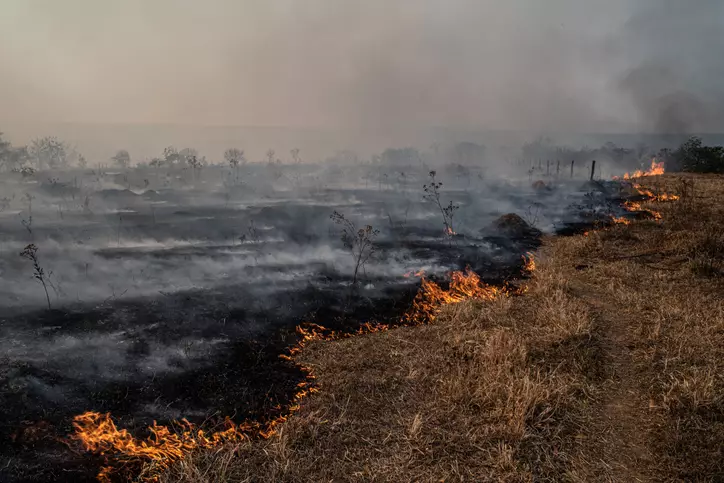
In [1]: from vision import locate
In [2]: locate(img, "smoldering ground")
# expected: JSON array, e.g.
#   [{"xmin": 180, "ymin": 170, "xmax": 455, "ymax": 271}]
[{"xmin": 0, "ymin": 154, "xmax": 636, "ymax": 481}]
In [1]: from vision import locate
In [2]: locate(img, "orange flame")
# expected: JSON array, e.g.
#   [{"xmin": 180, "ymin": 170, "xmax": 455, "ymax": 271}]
[
  {"xmin": 612, "ymin": 216, "xmax": 631, "ymax": 225},
  {"xmin": 624, "ymin": 201, "xmax": 642, "ymax": 212},
  {"xmin": 523, "ymin": 252, "xmax": 536, "ymax": 273},
  {"xmin": 70, "ymin": 266, "xmax": 516, "ymax": 481},
  {"xmin": 71, "ymin": 412, "xmax": 255, "ymax": 482},
  {"xmin": 614, "ymin": 158, "xmax": 665, "ymax": 180},
  {"xmin": 403, "ymin": 267, "xmax": 507, "ymax": 325}
]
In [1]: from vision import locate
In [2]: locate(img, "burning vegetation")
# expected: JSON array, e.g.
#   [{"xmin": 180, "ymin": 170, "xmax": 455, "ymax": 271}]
[
  {"xmin": 149, "ymin": 173, "xmax": 724, "ymax": 483},
  {"xmin": 4, "ymin": 127, "xmax": 719, "ymax": 483},
  {"xmin": 69, "ymin": 261, "xmax": 530, "ymax": 482}
]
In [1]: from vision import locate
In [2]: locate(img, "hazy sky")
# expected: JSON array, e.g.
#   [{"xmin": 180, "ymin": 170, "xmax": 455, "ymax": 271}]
[{"xmin": 1, "ymin": 0, "xmax": 722, "ymax": 133}]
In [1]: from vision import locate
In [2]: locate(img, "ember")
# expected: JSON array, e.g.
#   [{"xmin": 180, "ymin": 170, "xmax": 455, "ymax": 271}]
[{"xmin": 612, "ymin": 216, "xmax": 631, "ymax": 225}]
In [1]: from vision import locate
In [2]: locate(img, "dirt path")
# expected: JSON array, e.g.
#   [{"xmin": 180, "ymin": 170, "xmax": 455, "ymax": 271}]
[{"xmin": 573, "ymin": 290, "xmax": 659, "ymax": 482}]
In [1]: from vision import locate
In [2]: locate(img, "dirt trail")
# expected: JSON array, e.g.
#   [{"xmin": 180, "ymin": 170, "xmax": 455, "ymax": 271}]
[{"xmin": 572, "ymin": 289, "xmax": 659, "ymax": 482}]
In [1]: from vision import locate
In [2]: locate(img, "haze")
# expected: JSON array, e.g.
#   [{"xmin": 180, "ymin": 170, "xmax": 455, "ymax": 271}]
[{"xmin": 1, "ymin": 1, "xmax": 723, "ymax": 151}]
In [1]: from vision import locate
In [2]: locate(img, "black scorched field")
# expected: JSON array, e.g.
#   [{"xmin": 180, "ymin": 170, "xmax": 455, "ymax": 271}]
[{"xmin": 0, "ymin": 160, "xmax": 639, "ymax": 481}]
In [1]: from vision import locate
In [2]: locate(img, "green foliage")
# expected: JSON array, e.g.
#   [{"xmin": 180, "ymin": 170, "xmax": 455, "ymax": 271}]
[{"xmin": 672, "ymin": 136, "xmax": 724, "ymax": 174}]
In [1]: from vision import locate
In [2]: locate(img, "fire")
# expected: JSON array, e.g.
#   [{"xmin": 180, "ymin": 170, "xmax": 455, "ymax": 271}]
[
  {"xmin": 445, "ymin": 226, "xmax": 456, "ymax": 236},
  {"xmin": 523, "ymin": 252, "xmax": 536, "ymax": 273},
  {"xmin": 655, "ymin": 192, "xmax": 680, "ymax": 201},
  {"xmin": 614, "ymin": 158, "xmax": 665, "ymax": 180},
  {"xmin": 71, "ymin": 412, "xmax": 255, "ymax": 482},
  {"xmin": 70, "ymin": 265, "xmax": 518, "ymax": 481},
  {"xmin": 612, "ymin": 216, "xmax": 631, "ymax": 225},
  {"xmin": 403, "ymin": 267, "xmax": 507, "ymax": 325},
  {"xmin": 624, "ymin": 201, "xmax": 642, "ymax": 212}
]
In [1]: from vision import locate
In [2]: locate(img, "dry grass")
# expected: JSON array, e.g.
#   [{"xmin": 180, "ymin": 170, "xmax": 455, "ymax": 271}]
[{"xmin": 160, "ymin": 173, "xmax": 724, "ymax": 483}]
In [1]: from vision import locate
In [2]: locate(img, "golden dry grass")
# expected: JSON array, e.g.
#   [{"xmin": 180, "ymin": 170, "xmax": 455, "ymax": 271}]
[{"xmin": 160, "ymin": 173, "xmax": 724, "ymax": 483}]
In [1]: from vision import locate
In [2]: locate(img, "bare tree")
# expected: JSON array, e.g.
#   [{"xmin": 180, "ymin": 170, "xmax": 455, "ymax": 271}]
[
  {"xmin": 423, "ymin": 170, "xmax": 459, "ymax": 241},
  {"xmin": 179, "ymin": 148, "xmax": 198, "ymax": 164},
  {"xmin": 29, "ymin": 136, "xmax": 68, "ymax": 169},
  {"xmin": 0, "ymin": 133, "xmax": 29, "ymax": 172},
  {"xmin": 330, "ymin": 211, "xmax": 379, "ymax": 286},
  {"xmin": 163, "ymin": 146, "xmax": 179, "ymax": 165},
  {"xmin": 290, "ymin": 148, "xmax": 301, "ymax": 164},
  {"xmin": 187, "ymin": 155, "xmax": 204, "ymax": 182},
  {"xmin": 20, "ymin": 244, "xmax": 51, "ymax": 310},
  {"xmin": 266, "ymin": 149, "xmax": 275, "ymax": 164},
  {"xmin": 224, "ymin": 148, "xmax": 246, "ymax": 183}
]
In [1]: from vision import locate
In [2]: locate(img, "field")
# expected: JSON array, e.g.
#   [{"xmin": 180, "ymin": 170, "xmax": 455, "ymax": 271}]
[
  {"xmin": 0, "ymin": 161, "xmax": 636, "ymax": 481},
  {"xmin": 155, "ymin": 173, "xmax": 724, "ymax": 482}
]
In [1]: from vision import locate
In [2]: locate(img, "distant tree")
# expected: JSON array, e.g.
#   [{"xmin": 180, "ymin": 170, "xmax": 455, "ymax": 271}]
[
  {"xmin": 77, "ymin": 154, "xmax": 87, "ymax": 169},
  {"xmin": 224, "ymin": 148, "xmax": 246, "ymax": 183},
  {"xmin": 29, "ymin": 136, "xmax": 68, "ymax": 169},
  {"xmin": 671, "ymin": 136, "xmax": 724, "ymax": 173},
  {"xmin": 187, "ymin": 155, "xmax": 204, "ymax": 181},
  {"xmin": 111, "ymin": 149, "xmax": 131, "ymax": 169},
  {"xmin": 0, "ymin": 133, "xmax": 29, "ymax": 172},
  {"xmin": 266, "ymin": 149, "xmax": 276, "ymax": 164},
  {"xmin": 163, "ymin": 146, "xmax": 179, "ymax": 165},
  {"xmin": 0, "ymin": 133, "xmax": 11, "ymax": 169},
  {"xmin": 290, "ymin": 148, "xmax": 301, "ymax": 164},
  {"xmin": 224, "ymin": 148, "xmax": 245, "ymax": 167},
  {"xmin": 178, "ymin": 148, "xmax": 198, "ymax": 165}
]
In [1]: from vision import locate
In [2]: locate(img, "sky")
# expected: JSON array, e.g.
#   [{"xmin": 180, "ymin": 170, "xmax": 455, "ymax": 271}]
[{"xmin": 1, "ymin": 0, "xmax": 723, "ymax": 134}]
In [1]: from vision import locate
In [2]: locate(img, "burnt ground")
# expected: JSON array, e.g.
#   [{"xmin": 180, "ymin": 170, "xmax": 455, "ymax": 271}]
[
  {"xmin": 155, "ymin": 173, "xmax": 724, "ymax": 483},
  {"xmin": 0, "ymin": 174, "xmax": 639, "ymax": 482}
]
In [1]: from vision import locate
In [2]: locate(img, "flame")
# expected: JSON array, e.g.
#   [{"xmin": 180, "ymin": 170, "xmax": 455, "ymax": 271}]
[
  {"xmin": 71, "ymin": 412, "xmax": 255, "ymax": 482},
  {"xmin": 70, "ymin": 266, "xmax": 517, "ymax": 481},
  {"xmin": 523, "ymin": 252, "xmax": 536, "ymax": 273},
  {"xmin": 655, "ymin": 192, "xmax": 680, "ymax": 201},
  {"xmin": 612, "ymin": 216, "xmax": 631, "ymax": 225},
  {"xmin": 403, "ymin": 267, "xmax": 507, "ymax": 325},
  {"xmin": 624, "ymin": 201, "xmax": 642, "ymax": 212},
  {"xmin": 445, "ymin": 226, "xmax": 456, "ymax": 236},
  {"xmin": 614, "ymin": 158, "xmax": 665, "ymax": 180}
]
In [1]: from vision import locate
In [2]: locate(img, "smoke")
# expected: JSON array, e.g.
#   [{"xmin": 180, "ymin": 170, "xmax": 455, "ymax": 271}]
[
  {"xmin": 617, "ymin": 0, "xmax": 724, "ymax": 133},
  {"xmin": 0, "ymin": 0, "xmax": 720, "ymax": 139}
]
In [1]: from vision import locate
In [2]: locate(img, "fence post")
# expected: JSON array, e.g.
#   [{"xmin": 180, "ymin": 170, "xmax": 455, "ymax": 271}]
[{"xmin": 590, "ymin": 160, "xmax": 596, "ymax": 181}]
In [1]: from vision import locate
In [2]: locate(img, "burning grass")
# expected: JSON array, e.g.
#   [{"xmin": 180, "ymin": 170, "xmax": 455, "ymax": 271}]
[
  {"xmin": 154, "ymin": 240, "xmax": 599, "ymax": 482},
  {"xmin": 73, "ymin": 173, "xmax": 724, "ymax": 482},
  {"xmin": 68, "ymin": 263, "xmax": 532, "ymax": 481}
]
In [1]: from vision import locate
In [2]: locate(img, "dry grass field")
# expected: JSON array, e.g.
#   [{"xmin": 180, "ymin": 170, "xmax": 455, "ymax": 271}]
[{"xmin": 160, "ymin": 173, "xmax": 724, "ymax": 482}]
